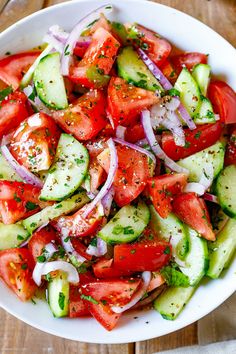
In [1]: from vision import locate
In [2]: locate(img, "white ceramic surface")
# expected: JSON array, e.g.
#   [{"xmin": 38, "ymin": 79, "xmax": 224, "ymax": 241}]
[{"xmin": 0, "ymin": 0, "xmax": 235, "ymax": 344}]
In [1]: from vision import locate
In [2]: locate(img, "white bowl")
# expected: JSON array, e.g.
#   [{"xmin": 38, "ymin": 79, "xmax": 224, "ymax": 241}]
[{"xmin": 0, "ymin": 0, "xmax": 235, "ymax": 344}]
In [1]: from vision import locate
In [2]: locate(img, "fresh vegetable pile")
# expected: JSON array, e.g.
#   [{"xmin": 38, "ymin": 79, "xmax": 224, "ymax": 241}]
[{"xmin": 0, "ymin": 4, "xmax": 236, "ymax": 331}]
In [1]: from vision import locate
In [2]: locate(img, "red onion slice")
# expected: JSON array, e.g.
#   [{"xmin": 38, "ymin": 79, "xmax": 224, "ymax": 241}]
[
  {"xmin": 23, "ymin": 85, "xmax": 52, "ymax": 115},
  {"xmin": 203, "ymin": 193, "xmax": 219, "ymax": 204},
  {"xmin": 141, "ymin": 110, "xmax": 189, "ymax": 174},
  {"xmin": 102, "ymin": 186, "xmax": 115, "ymax": 217},
  {"xmin": 82, "ymin": 138, "xmax": 118, "ymax": 218},
  {"xmin": 113, "ymin": 137, "xmax": 156, "ymax": 169},
  {"xmin": 116, "ymin": 126, "xmax": 127, "ymax": 140},
  {"xmin": 1, "ymin": 145, "xmax": 43, "ymax": 187},
  {"xmin": 138, "ymin": 48, "xmax": 196, "ymax": 130},
  {"xmin": 47, "ymin": 24, "xmax": 92, "ymax": 47},
  {"xmin": 106, "ymin": 109, "xmax": 115, "ymax": 130},
  {"xmin": 32, "ymin": 242, "xmax": 57, "ymax": 286},
  {"xmin": 132, "ymin": 285, "xmax": 165, "ymax": 310},
  {"xmin": 61, "ymin": 4, "xmax": 113, "ymax": 76},
  {"xmin": 86, "ymin": 237, "xmax": 107, "ymax": 257},
  {"xmin": 162, "ymin": 113, "xmax": 185, "ymax": 147},
  {"xmin": 111, "ymin": 271, "xmax": 151, "ymax": 313},
  {"xmin": 40, "ymin": 261, "xmax": 79, "ymax": 284},
  {"xmin": 184, "ymin": 163, "xmax": 214, "ymax": 196}
]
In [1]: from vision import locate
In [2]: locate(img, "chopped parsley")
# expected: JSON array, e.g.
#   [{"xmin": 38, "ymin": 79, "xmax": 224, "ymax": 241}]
[
  {"xmin": 167, "ymin": 88, "xmax": 180, "ymax": 97},
  {"xmin": 161, "ymin": 266, "xmax": 190, "ymax": 287},
  {"xmin": 58, "ymin": 292, "xmax": 65, "ymax": 310},
  {"xmin": 0, "ymin": 86, "xmax": 13, "ymax": 102},
  {"xmin": 13, "ymin": 194, "xmax": 21, "ymax": 203},
  {"xmin": 90, "ymin": 237, "xmax": 97, "ymax": 247},
  {"xmin": 80, "ymin": 294, "xmax": 99, "ymax": 304},
  {"xmin": 37, "ymin": 255, "xmax": 46, "ymax": 263},
  {"xmin": 25, "ymin": 201, "xmax": 38, "ymax": 211},
  {"xmin": 164, "ymin": 246, "xmax": 171, "ymax": 255},
  {"xmin": 17, "ymin": 235, "xmax": 24, "ymax": 241}
]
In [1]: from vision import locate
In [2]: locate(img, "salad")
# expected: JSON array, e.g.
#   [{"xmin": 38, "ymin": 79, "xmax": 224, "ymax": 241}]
[{"xmin": 0, "ymin": 4, "xmax": 235, "ymax": 332}]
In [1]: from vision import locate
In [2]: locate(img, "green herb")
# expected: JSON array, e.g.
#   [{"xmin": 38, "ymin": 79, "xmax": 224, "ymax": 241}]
[
  {"xmin": 28, "ymin": 86, "xmax": 37, "ymax": 101},
  {"xmin": 97, "ymin": 67, "xmax": 104, "ymax": 75},
  {"xmin": 58, "ymin": 292, "xmax": 65, "ymax": 310},
  {"xmin": 26, "ymin": 201, "xmax": 38, "ymax": 211},
  {"xmin": 130, "ymin": 249, "xmax": 136, "ymax": 254},
  {"xmin": 167, "ymin": 88, "xmax": 180, "ymax": 97},
  {"xmin": 14, "ymin": 193, "xmax": 21, "ymax": 203},
  {"xmin": 31, "ymin": 298, "xmax": 36, "ymax": 305},
  {"xmin": 87, "ymin": 19, "xmax": 98, "ymax": 28},
  {"xmin": 45, "ymin": 273, "xmax": 52, "ymax": 282},
  {"xmin": 141, "ymin": 42, "xmax": 149, "ymax": 50},
  {"xmin": 30, "ymin": 222, "xmax": 37, "ymax": 228},
  {"xmin": 170, "ymin": 70, "xmax": 176, "ymax": 78},
  {"xmin": 112, "ymin": 224, "xmax": 124, "ymax": 235},
  {"xmin": 37, "ymin": 255, "xmax": 46, "ymax": 263},
  {"xmin": 78, "ymin": 263, "xmax": 88, "ymax": 274},
  {"xmin": 206, "ymin": 110, "xmax": 214, "ymax": 119},
  {"xmin": 137, "ymin": 72, "xmax": 147, "ymax": 78},
  {"xmin": 64, "ymin": 44, "xmax": 70, "ymax": 56},
  {"xmin": 105, "ymin": 5, "xmax": 112, "ymax": 9},
  {"xmin": 184, "ymin": 141, "xmax": 191, "ymax": 148},
  {"xmin": 5, "ymin": 51, "xmax": 11, "ymax": 55},
  {"xmin": 64, "ymin": 236, "xmax": 70, "ymax": 243},
  {"xmin": 17, "ymin": 235, "xmax": 24, "ymax": 241},
  {"xmin": 141, "ymin": 291, "xmax": 148, "ymax": 300},
  {"xmin": 90, "ymin": 237, "xmax": 97, "ymax": 247},
  {"xmin": 0, "ymin": 86, "xmax": 13, "ymax": 102},
  {"xmin": 21, "ymin": 263, "xmax": 28, "ymax": 270},
  {"xmin": 98, "ymin": 54, "xmax": 107, "ymax": 59},
  {"xmin": 160, "ymin": 266, "xmax": 190, "ymax": 287},
  {"xmin": 75, "ymin": 158, "xmax": 85, "ymax": 165},
  {"xmin": 164, "ymin": 246, "xmax": 171, "ymax": 255},
  {"xmin": 123, "ymin": 226, "xmax": 134, "ymax": 235},
  {"xmin": 80, "ymin": 294, "xmax": 99, "ymax": 304},
  {"xmin": 194, "ymin": 131, "xmax": 201, "ymax": 139},
  {"xmin": 101, "ymin": 299, "xmax": 107, "ymax": 305},
  {"xmin": 55, "ymin": 204, "xmax": 62, "ymax": 209}
]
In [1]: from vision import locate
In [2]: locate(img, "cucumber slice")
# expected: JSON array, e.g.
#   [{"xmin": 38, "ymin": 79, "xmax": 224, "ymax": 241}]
[
  {"xmin": 180, "ymin": 227, "xmax": 209, "ymax": 285},
  {"xmin": 177, "ymin": 141, "xmax": 225, "ymax": 182},
  {"xmin": 117, "ymin": 46, "xmax": 163, "ymax": 92},
  {"xmin": 48, "ymin": 271, "xmax": 69, "ymax": 317},
  {"xmin": 154, "ymin": 285, "xmax": 196, "ymax": 320},
  {"xmin": 174, "ymin": 68, "xmax": 201, "ymax": 117},
  {"xmin": 192, "ymin": 64, "xmax": 211, "ymax": 96},
  {"xmin": 216, "ymin": 165, "xmax": 236, "ymax": 218},
  {"xmin": 0, "ymin": 223, "xmax": 29, "ymax": 250},
  {"xmin": 33, "ymin": 52, "xmax": 68, "ymax": 110},
  {"xmin": 40, "ymin": 134, "xmax": 89, "ymax": 201},
  {"xmin": 149, "ymin": 206, "xmax": 189, "ymax": 263},
  {"xmin": 23, "ymin": 191, "xmax": 89, "ymax": 234},
  {"xmin": 194, "ymin": 97, "xmax": 216, "ymax": 124},
  {"xmin": 0, "ymin": 150, "xmax": 22, "ymax": 181},
  {"xmin": 98, "ymin": 201, "xmax": 150, "ymax": 244},
  {"xmin": 207, "ymin": 218, "xmax": 236, "ymax": 278}
]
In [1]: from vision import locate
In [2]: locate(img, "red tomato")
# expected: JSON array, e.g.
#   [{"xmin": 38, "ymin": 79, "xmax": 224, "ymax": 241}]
[
  {"xmin": 28, "ymin": 226, "xmax": 57, "ymax": 262},
  {"xmin": 147, "ymin": 272, "xmax": 165, "ymax": 292},
  {"xmin": 131, "ymin": 24, "xmax": 171, "ymax": 67},
  {"xmin": 160, "ymin": 59, "xmax": 177, "ymax": 83},
  {"xmin": 0, "ymin": 91, "xmax": 29, "ymax": 139},
  {"xmin": 161, "ymin": 122, "xmax": 223, "ymax": 161},
  {"xmin": 147, "ymin": 173, "xmax": 188, "ymax": 218},
  {"xmin": 69, "ymin": 28, "xmax": 120, "ymax": 88},
  {"xmin": 98, "ymin": 145, "xmax": 151, "ymax": 207},
  {"xmin": 89, "ymin": 14, "xmax": 112, "ymax": 35},
  {"xmin": 208, "ymin": 80, "xmax": 236, "ymax": 124},
  {"xmin": 10, "ymin": 112, "xmax": 60, "ymax": 172},
  {"xmin": 52, "ymin": 90, "xmax": 107, "ymax": 141},
  {"xmin": 85, "ymin": 302, "xmax": 120, "ymax": 331},
  {"xmin": 0, "ymin": 51, "xmax": 40, "ymax": 90},
  {"xmin": 107, "ymin": 77, "xmax": 159, "ymax": 127},
  {"xmin": 0, "ymin": 181, "xmax": 47, "ymax": 224},
  {"xmin": 88, "ymin": 157, "xmax": 106, "ymax": 192},
  {"xmin": 114, "ymin": 239, "xmax": 171, "ymax": 272},
  {"xmin": 225, "ymin": 127, "xmax": 236, "ymax": 165},
  {"xmin": 125, "ymin": 123, "xmax": 145, "ymax": 143},
  {"xmin": 171, "ymin": 52, "xmax": 207, "ymax": 75},
  {"xmin": 0, "ymin": 248, "xmax": 36, "ymax": 301},
  {"xmin": 70, "ymin": 238, "xmax": 92, "ymax": 261},
  {"xmin": 54, "ymin": 205, "xmax": 102, "ymax": 237},
  {"xmin": 172, "ymin": 192, "xmax": 215, "ymax": 241},
  {"xmin": 93, "ymin": 258, "xmax": 133, "ymax": 278},
  {"xmin": 86, "ymin": 137, "xmax": 108, "ymax": 158}
]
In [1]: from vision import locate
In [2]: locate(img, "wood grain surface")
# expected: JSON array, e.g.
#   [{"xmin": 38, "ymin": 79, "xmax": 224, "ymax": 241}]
[{"xmin": 0, "ymin": 0, "xmax": 235, "ymax": 353}]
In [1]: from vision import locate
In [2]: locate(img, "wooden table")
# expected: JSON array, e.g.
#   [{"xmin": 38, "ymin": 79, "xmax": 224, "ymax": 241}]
[{"xmin": 0, "ymin": 0, "xmax": 235, "ymax": 353}]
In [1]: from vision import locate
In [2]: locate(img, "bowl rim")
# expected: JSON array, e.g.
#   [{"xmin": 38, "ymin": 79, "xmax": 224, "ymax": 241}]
[{"xmin": 0, "ymin": 0, "xmax": 235, "ymax": 344}]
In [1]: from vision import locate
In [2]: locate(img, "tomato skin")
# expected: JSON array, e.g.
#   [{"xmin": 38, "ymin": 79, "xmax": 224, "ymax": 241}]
[
  {"xmin": 172, "ymin": 192, "xmax": 215, "ymax": 241},
  {"xmin": 0, "ymin": 248, "xmax": 36, "ymax": 301},
  {"xmin": 28, "ymin": 226, "xmax": 57, "ymax": 262},
  {"xmin": 85, "ymin": 302, "xmax": 120, "ymax": 331},
  {"xmin": 160, "ymin": 59, "xmax": 177, "ymax": 83},
  {"xmin": 208, "ymin": 80, "xmax": 236, "ymax": 124},
  {"xmin": 93, "ymin": 258, "xmax": 133, "ymax": 278},
  {"xmin": 225, "ymin": 127, "xmax": 236, "ymax": 165},
  {"xmin": 171, "ymin": 52, "xmax": 207, "ymax": 75},
  {"xmin": 0, "ymin": 51, "xmax": 41, "ymax": 90},
  {"xmin": 147, "ymin": 173, "xmax": 188, "ymax": 218},
  {"xmin": 10, "ymin": 112, "xmax": 61, "ymax": 172},
  {"xmin": 70, "ymin": 238, "xmax": 92, "ymax": 261},
  {"xmin": 54, "ymin": 205, "xmax": 102, "ymax": 237},
  {"xmin": 0, "ymin": 91, "xmax": 29, "ymax": 139},
  {"xmin": 52, "ymin": 90, "xmax": 107, "ymax": 141},
  {"xmin": 98, "ymin": 145, "xmax": 151, "ymax": 207},
  {"xmin": 125, "ymin": 123, "xmax": 145, "ymax": 143},
  {"xmin": 161, "ymin": 122, "xmax": 223, "ymax": 161},
  {"xmin": 133, "ymin": 25, "xmax": 171, "ymax": 66},
  {"xmin": 88, "ymin": 157, "xmax": 106, "ymax": 192},
  {"xmin": 69, "ymin": 28, "xmax": 120, "ymax": 88},
  {"xmin": 69, "ymin": 285, "xmax": 89, "ymax": 317},
  {"xmin": 114, "ymin": 240, "xmax": 171, "ymax": 272},
  {"xmin": 107, "ymin": 77, "xmax": 159, "ymax": 127},
  {"xmin": 0, "ymin": 181, "xmax": 45, "ymax": 224}
]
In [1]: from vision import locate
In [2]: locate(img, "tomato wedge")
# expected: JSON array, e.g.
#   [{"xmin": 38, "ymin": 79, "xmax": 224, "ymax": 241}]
[
  {"xmin": 0, "ymin": 181, "xmax": 47, "ymax": 225},
  {"xmin": 125, "ymin": 123, "xmax": 145, "ymax": 143},
  {"xmin": 107, "ymin": 77, "xmax": 159, "ymax": 127},
  {"xmin": 208, "ymin": 80, "xmax": 236, "ymax": 124},
  {"xmin": 93, "ymin": 258, "xmax": 133, "ymax": 278},
  {"xmin": 0, "ymin": 51, "xmax": 41, "ymax": 90},
  {"xmin": 130, "ymin": 24, "xmax": 171, "ymax": 66},
  {"xmin": 69, "ymin": 28, "xmax": 120, "ymax": 88},
  {"xmin": 0, "ymin": 91, "xmax": 29, "ymax": 139},
  {"xmin": 98, "ymin": 144, "xmax": 151, "ymax": 207},
  {"xmin": 54, "ymin": 205, "xmax": 102, "ymax": 237},
  {"xmin": 225, "ymin": 127, "xmax": 236, "ymax": 165},
  {"xmin": 52, "ymin": 90, "xmax": 107, "ymax": 141},
  {"xmin": 171, "ymin": 52, "xmax": 208, "ymax": 75},
  {"xmin": 147, "ymin": 173, "xmax": 188, "ymax": 218},
  {"xmin": 28, "ymin": 226, "xmax": 58, "ymax": 262},
  {"xmin": 172, "ymin": 192, "xmax": 215, "ymax": 241},
  {"xmin": 10, "ymin": 112, "xmax": 61, "ymax": 172},
  {"xmin": 0, "ymin": 248, "xmax": 36, "ymax": 301},
  {"xmin": 161, "ymin": 122, "xmax": 223, "ymax": 161},
  {"xmin": 70, "ymin": 238, "xmax": 92, "ymax": 261}
]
